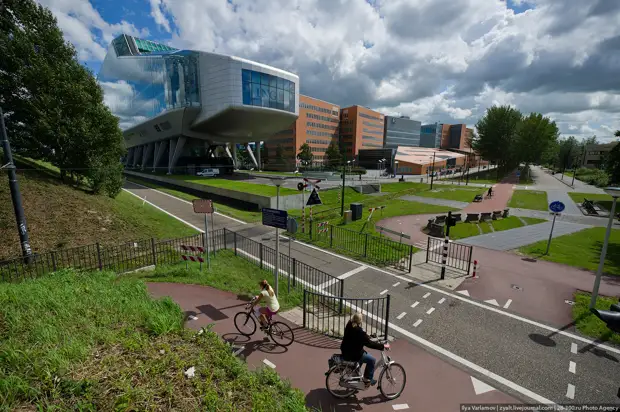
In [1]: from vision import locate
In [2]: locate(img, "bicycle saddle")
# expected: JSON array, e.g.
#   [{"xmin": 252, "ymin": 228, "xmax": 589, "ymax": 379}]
[{"xmin": 591, "ymin": 308, "xmax": 620, "ymax": 333}]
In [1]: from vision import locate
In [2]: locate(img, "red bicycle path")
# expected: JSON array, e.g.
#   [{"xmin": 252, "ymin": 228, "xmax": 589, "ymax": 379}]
[
  {"xmin": 148, "ymin": 282, "xmax": 519, "ymax": 411},
  {"xmin": 377, "ymin": 175, "xmax": 620, "ymax": 327}
]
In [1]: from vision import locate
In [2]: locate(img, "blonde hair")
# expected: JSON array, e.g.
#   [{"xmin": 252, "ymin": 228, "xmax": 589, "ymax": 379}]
[
  {"xmin": 260, "ymin": 280, "xmax": 274, "ymax": 297},
  {"xmin": 351, "ymin": 313, "xmax": 363, "ymax": 327}
]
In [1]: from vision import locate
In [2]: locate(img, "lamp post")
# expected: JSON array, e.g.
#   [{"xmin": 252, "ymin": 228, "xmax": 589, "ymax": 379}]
[
  {"xmin": 572, "ymin": 145, "xmax": 587, "ymax": 187},
  {"xmin": 270, "ymin": 177, "xmax": 287, "ymax": 296},
  {"xmin": 430, "ymin": 152, "xmax": 436, "ymax": 190},
  {"xmin": 394, "ymin": 160, "xmax": 399, "ymax": 178},
  {"xmin": 589, "ymin": 187, "xmax": 620, "ymax": 309}
]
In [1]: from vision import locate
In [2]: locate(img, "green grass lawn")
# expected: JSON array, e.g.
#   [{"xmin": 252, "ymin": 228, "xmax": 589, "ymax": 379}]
[
  {"xmin": 380, "ymin": 182, "xmax": 428, "ymax": 193},
  {"xmin": 446, "ymin": 216, "xmax": 546, "ymax": 240},
  {"xmin": 509, "ymin": 190, "xmax": 549, "ymax": 211},
  {"xmin": 521, "ymin": 217, "xmax": 548, "ymax": 225},
  {"xmin": 0, "ymin": 269, "xmax": 306, "ymax": 411},
  {"xmin": 126, "ymin": 176, "xmax": 263, "ymax": 223},
  {"xmin": 415, "ymin": 185, "xmax": 482, "ymax": 202},
  {"xmin": 167, "ymin": 175, "xmax": 298, "ymax": 197},
  {"xmin": 448, "ymin": 222, "xmax": 481, "ymax": 240},
  {"xmin": 572, "ymin": 292, "xmax": 620, "ymax": 345},
  {"xmin": 519, "ymin": 227, "xmax": 620, "ymax": 275},
  {"xmin": 568, "ymin": 192, "xmax": 615, "ymax": 212}
]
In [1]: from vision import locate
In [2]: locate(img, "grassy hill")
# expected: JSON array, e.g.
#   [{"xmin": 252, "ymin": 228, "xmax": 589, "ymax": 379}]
[{"xmin": 0, "ymin": 167, "xmax": 197, "ymax": 261}]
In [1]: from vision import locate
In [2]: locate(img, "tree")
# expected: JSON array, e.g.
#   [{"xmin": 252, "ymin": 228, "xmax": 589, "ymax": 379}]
[
  {"xmin": 325, "ymin": 141, "xmax": 342, "ymax": 168},
  {"xmin": 471, "ymin": 105, "xmax": 523, "ymax": 178},
  {"xmin": 556, "ymin": 136, "xmax": 580, "ymax": 171},
  {"xmin": 297, "ymin": 142, "xmax": 313, "ymax": 166},
  {"xmin": 1, "ymin": 0, "xmax": 125, "ymax": 197},
  {"xmin": 607, "ymin": 132, "xmax": 620, "ymax": 184},
  {"xmin": 236, "ymin": 144, "xmax": 250, "ymax": 168},
  {"xmin": 261, "ymin": 144, "xmax": 269, "ymax": 165},
  {"xmin": 515, "ymin": 113, "xmax": 560, "ymax": 166}
]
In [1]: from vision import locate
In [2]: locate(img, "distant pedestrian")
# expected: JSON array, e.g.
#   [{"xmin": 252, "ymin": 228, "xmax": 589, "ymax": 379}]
[{"xmin": 487, "ymin": 186, "xmax": 493, "ymax": 198}]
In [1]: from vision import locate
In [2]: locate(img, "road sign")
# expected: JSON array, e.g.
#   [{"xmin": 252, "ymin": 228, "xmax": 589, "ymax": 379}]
[
  {"xmin": 297, "ymin": 182, "xmax": 305, "ymax": 191},
  {"xmin": 549, "ymin": 201, "xmax": 565, "ymax": 213},
  {"xmin": 193, "ymin": 199, "xmax": 213, "ymax": 214},
  {"xmin": 516, "ymin": 171, "xmax": 521, "ymax": 177},
  {"xmin": 306, "ymin": 188, "xmax": 322, "ymax": 206},
  {"xmin": 262, "ymin": 208, "xmax": 288, "ymax": 230},
  {"xmin": 286, "ymin": 217, "xmax": 298, "ymax": 234}
]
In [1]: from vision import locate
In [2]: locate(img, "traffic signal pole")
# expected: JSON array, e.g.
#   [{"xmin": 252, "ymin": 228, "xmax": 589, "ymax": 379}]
[
  {"xmin": 440, "ymin": 211, "xmax": 454, "ymax": 280},
  {"xmin": 1, "ymin": 107, "xmax": 32, "ymax": 263}
]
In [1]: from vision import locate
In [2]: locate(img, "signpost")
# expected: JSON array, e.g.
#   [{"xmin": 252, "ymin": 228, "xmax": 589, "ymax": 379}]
[
  {"xmin": 516, "ymin": 170, "xmax": 521, "ymax": 183},
  {"xmin": 262, "ymin": 207, "xmax": 288, "ymax": 295},
  {"xmin": 192, "ymin": 199, "xmax": 213, "ymax": 268},
  {"xmin": 286, "ymin": 217, "xmax": 298, "ymax": 294},
  {"xmin": 545, "ymin": 201, "xmax": 565, "ymax": 255}
]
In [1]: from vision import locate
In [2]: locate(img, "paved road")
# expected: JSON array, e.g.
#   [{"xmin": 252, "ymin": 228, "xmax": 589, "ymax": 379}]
[
  {"xmin": 545, "ymin": 190, "xmax": 583, "ymax": 215},
  {"xmin": 400, "ymin": 195, "xmax": 469, "ymax": 209},
  {"xmin": 149, "ymin": 283, "xmax": 519, "ymax": 411},
  {"xmin": 528, "ymin": 166, "xmax": 606, "ymax": 194},
  {"xmin": 130, "ymin": 181, "xmax": 620, "ymax": 406},
  {"xmin": 458, "ymin": 221, "xmax": 591, "ymax": 251},
  {"xmin": 511, "ymin": 208, "xmax": 620, "ymax": 227}
]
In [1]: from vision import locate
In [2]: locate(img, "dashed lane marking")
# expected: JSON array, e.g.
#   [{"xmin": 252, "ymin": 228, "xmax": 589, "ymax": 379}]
[
  {"xmin": 484, "ymin": 299, "xmax": 500, "ymax": 306},
  {"xmin": 413, "ymin": 319, "xmax": 423, "ymax": 327},
  {"xmin": 427, "ymin": 307, "xmax": 435, "ymax": 315},
  {"xmin": 380, "ymin": 289, "xmax": 389, "ymax": 295},
  {"xmin": 393, "ymin": 282, "xmax": 401, "ymax": 287},
  {"xmin": 569, "ymin": 361, "xmax": 576, "ymax": 374},
  {"xmin": 503, "ymin": 299, "xmax": 512, "ymax": 309},
  {"xmin": 263, "ymin": 359, "xmax": 276, "ymax": 369},
  {"xmin": 397, "ymin": 312, "xmax": 407, "ymax": 320},
  {"xmin": 411, "ymin": 301, "xmax": 419, "ymax": 308},
  {"xmin": 566, "ymin": 384, "xmax": 575, "ymax": 399},
  {"xmin": 457, "ymin": 290, "xmax": 470, "ymax": 297},
  {"xmin": 423, "ymin": 292, "xmax": 431, "ymax": 298},
  {"xmin": 438, "ymin": 298, "xmax": 446, "ymax": 304},
  {"xmin": 571, "ymin": 343, "xmax": 578, "ymax": 354},
  {"xmin": 123, "ymin": 189, "xmax": 204, "ymax": 232},
  {"xmin": 392, "ymin": 405, "xmax": 409, "ymax": 411}
]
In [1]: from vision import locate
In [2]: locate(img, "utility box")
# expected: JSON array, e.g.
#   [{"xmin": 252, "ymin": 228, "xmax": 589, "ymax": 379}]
[
  {"xmin": 344, "ymin": 210, "xmax": 352, "ymax": 224},
  {"xmin": 351, "ymin": 203, "xmax": 363, "ymax": 221}
]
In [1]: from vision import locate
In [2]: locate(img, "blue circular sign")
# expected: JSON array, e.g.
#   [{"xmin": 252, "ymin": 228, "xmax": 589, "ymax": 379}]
[{"xmin": 549, "ymin": 201, "xmax": 565, "ymax": 213}]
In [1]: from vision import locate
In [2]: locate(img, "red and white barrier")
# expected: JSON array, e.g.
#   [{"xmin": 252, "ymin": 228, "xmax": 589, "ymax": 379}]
[
  {"xmin": 181, "ymin": 245, "xmax": 205, "ymax": 253},
  {"xmin": 317, "ymin": 221, "xmax": 329, "ymax": 234},
  {"xmin": 181, "ymin": 255, "xmax": 205, "ymax": 263},
  {"xmin": 471, "ymin": 260, "xmax": 478, "ymax": 278}
]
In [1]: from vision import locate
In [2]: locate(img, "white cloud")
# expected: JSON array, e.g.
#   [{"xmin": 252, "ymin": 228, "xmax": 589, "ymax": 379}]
[{"xmin": 37, "ymin": 0, "xmax": 620, "ymax": 142}]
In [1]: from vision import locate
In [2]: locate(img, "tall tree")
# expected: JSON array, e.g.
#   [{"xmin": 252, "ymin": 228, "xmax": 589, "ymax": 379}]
[
  {"xmin": 515, "ymin": 112, "xmax": 560, "ymax": 166},
  {"xmin": 471, "ymin": 105, "xmax": 523, "ymax": 177},
  {"xmin": 297, "ymin": 143, "xmax": 313, "ymax": 166},
  {"xmin": 556, "ymin": 136, "xmax": 580, "ymax": 171},
  {"xmin": 607, "ymin": 131, "xmax": 620, "ymax": 184},
  {"xmin": 325, "ymin": 141, "xmax": 342, "ymax": 168}
]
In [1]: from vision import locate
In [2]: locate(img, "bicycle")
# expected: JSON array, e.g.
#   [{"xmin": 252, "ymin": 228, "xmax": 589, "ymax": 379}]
[
  {"xmin": 233, "ymin": 300, "xmax": 295, "ymax": 347},
  {"xmin": 324, "ymin": 335, "xmax": 406, "ymax": 400}
]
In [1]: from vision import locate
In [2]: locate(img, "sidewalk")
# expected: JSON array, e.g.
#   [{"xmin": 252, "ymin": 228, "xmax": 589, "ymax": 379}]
[{"xmin": 147, "ymin": 282, "xmax": 519, "ymax": 411}]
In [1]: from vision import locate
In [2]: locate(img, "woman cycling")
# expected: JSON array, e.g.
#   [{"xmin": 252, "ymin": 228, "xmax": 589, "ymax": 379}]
[{"xmin": 252, "ymin": 280, "xmax": 280, "ymax": 331}]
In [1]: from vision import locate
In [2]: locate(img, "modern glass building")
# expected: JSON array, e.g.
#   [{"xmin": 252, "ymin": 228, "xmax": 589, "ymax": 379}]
[
  {"xmin": 383, "ymin": 116, "xmax": 421, "ymax": 148},
  {"xmin": 98, "ymin": 34, "xmax": 299, "ymax": 173},
  {"xmin": 420, "ymin": 123, "xmax": 443, "ymax": 148}
]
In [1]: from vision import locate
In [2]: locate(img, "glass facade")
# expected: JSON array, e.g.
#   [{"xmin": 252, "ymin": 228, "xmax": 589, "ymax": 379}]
[
  {"xmin": 384, "ymin": 116, "xmax": 421, "ymax": 148},
  {"xmin": 98, "ymin": 36, "xmax": 201, "ymax": 129},
  {"xmin": 420, "ymin": 123, "xmax": 442, "ymax": 148},
  {"xmin": 242, "ymin": 69, "xmax": 295, "ymax": 113}
]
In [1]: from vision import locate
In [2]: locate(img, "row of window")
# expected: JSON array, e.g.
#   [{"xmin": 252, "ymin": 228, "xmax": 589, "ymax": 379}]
[
  {"xmin": 306, "ymin": 113, "xmax": 339, "ymax": 123},
  {"xmin": 307, "ymin": 121, "xmax": 338, "ymax": 130},
  {"xmin": 396, "ymin": 166, "xmax": 414, "ymax": 173},
  {"xmin": 341, "ymin": 127, "xmax": 353, "ymax": 133},
  {"xmin": 300, "ymin": 102, "xmax": 339, "ymax": 116},
  {"xmin": 269, "ymin": 137, "xmax": 294, "ymax": 144},
  {"xmin": 363, "ymin": 120, "xmax": 383, "ymax": 128},
  {"xmin": 363, "ymin": 128, "xmax": 383, "ymax": 135},
  {"xmin": 306, "ymin": 139, "xmax": 334, "ymax": 145},
  {"xmin": 362, "ymin": 135, "xmax": 382, "ymax": 141},
  {"xmin": 308, "ymin": 130, "xmax": 338, "ymax": 138},
  {"xmin": 310, "ymin": 147, "xmax": 327, "ymax": 153},
  {"xmin": 359, "ymin": 112, "xmax": 382, "ymax": 122},
  {"xmin": 362, "ymin": 142, "xmax": 382, "ymax": 148},
  {"xmin": 242, "ymin": 69, "xmax": 296, "ymax": 113}
]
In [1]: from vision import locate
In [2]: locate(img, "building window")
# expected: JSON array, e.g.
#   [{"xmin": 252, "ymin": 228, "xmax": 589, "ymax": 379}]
[{"xmin": 242, "ymin": 69, "xmax": 295, "ymax": 113}]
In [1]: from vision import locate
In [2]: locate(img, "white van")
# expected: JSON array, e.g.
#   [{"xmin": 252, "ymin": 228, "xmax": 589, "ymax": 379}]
[{"xmin": 196, "ymin": 168, "xmax": 220, "ymax": 177}]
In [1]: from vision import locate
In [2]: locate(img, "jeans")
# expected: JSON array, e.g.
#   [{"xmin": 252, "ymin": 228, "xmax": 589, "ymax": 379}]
[{"xmin": 359, "ymin": 352, "xmax": 376, "ymax": 380}]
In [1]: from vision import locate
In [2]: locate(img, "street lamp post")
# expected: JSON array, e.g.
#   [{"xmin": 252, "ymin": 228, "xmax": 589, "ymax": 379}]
[
  {"xmin": 430, "ymin": 152, "xmax": 436, "ymax": 190},
  {"xmin": 270, "ymin": 177, "xmax": 287, "ymax": 296},
  {"xmin": 394, "ymin": 160, "xmax": 399, "ymax": 178},
  {"xmin": 572, "ymin": 146, "xmax": 587, "ymax": 187},
  {"xmin": 589, "ymin": 187, "xmax": 620, "ymax": 309}
]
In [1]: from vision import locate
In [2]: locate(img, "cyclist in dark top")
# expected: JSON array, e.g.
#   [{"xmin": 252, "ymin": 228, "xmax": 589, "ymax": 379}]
[{"xmin": 340, "ymin": 313, "xmax": 389, "ymax": 386}]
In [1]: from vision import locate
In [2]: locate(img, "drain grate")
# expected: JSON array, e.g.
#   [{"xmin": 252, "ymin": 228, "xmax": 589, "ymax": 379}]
[
  {"xmin": 511, "ymin": 284, "xmax": 523, "ymax": 291},
  {"xmin": 565, "ymin": 300, "xmax": 576, "ymax": 306}
]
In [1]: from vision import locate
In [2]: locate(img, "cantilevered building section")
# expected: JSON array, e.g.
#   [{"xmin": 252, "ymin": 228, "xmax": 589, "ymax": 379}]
[{"xmin": 98, "ymin": 34, "xmax": 299, "ymax": 174}]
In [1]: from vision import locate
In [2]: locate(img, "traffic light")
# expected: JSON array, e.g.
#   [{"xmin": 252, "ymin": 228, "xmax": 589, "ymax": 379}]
[{"xmin": 590, "ymin": 306, "xmax": 620, "ymax": 334}]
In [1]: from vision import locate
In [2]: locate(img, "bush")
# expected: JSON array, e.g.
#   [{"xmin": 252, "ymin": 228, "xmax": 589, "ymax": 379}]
[{"xmin": 579, "ymin": 169, "xmax": 609, "ymax": 187}]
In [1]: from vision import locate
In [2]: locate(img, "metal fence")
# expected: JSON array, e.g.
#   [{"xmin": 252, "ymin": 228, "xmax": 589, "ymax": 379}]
[
  {"xmin": 303, "ymin": 289, "xmax": 390, "ymax": 340},
  {"xmin": 219, "ymin": 228, "xmax": 344, "ymax": 298},
  {"xmin": 288, "ymin": 219, "xmax": 414, "ymax": 271},
  {"xmin": 425, "ymin": 236, "xmax": 473, "ymax": 274}
]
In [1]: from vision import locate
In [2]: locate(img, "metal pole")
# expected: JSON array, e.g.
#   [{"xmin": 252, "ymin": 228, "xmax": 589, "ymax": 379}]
[
  {"xmin": 545, "ymin": 213, "xmax": 558, "ymax": 255},
  {"xmin": 440, "ymin": 211, "xmax": 451, "ymax": 280},
  {"xmin": 572, "ymin": 146, "xmax": 586, "ymax": 187},
  {"xmin": 341, "ymin": 151, "xmax": 346, "ymax": 216},
  {"xmin": 275, "ymin": 184, "xmax": 280, "ymax": 296},
  {"xmin": 0, "ymin": 107, "xmax": 32, "ymax": 263},
  {"xmin": 430, "ymin": 152, "xmax": 436, "ymax": 190},
  {"xmin": 590, "ymin": 197, "xmax": 618, "ymax": 309},
  {"xmin": 204, "ymin": 213, "xmax": 211, "ymax": 269}
]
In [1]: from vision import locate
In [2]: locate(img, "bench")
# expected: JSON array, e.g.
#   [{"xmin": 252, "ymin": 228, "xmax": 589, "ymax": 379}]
[
  {"xmin": 426, "ymin": 218, "xmax": 435, "ymax": 229},
  {"xmin": 503, "ymin": 208, "xmax": 510, "ymax": 218},
  {"xmin": 429, "ymin": 223, "xmax": 445, "ymax": 237},
  {"xmin": 435, "ymin": 215, "xmax": 447, "ymax": 224},
  {"xmin": 582, "ymin": 198, "xmax": 597, "ymax": 215},
  {"xmin": 492, "ymin": 210, "xmax": 503, "ymax": 220},
  {"xmin": 480, "ymin": 212, "xmax": 492, "ymax": 222},
  {"xmin": 465, "ymin": 213, "xmax": 479, "ymax": 223},
  {"xmin": 473, "ymin": 194, "xmax": 483, "ymax": 202},
  {"xmin": 452, "ymin": 213, "xmax": 462, "ymax": 223}
]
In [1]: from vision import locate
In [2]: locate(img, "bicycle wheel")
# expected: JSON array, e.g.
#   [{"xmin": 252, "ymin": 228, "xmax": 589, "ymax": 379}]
[
  {"xmin": 325, "ymin": 365, "xmax": 357, "ymax": 399},
  {"xmin": 268, "ymin": 321, "xmax": 294, "ymax": 347},
  {"xmin": 378, "ymin": 362, "xmax": 406, "ymax": 400},
  {"xmin": 234, "ymin": 312, "xmax": 256, "ymax": 336}
]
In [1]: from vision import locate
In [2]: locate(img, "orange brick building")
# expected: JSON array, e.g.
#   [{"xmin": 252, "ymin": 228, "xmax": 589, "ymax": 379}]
[
  {"xmin": 339, "ymin": 105, "xmax": 385, "ymax": 158},
  {"xmin": 263, "ymin": 94, "xmax": 340, "ymax": 170}
]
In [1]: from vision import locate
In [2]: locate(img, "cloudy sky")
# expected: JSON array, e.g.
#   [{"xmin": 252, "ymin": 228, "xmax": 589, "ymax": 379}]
[{"xmin": 36, "ymin": 0, "xmax": 620, "ymax": 141}]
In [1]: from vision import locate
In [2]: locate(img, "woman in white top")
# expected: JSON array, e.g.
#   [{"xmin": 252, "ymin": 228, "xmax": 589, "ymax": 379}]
[{"xmin": 253, "ymin": 279, "xmax": 280, "ymax": 330}]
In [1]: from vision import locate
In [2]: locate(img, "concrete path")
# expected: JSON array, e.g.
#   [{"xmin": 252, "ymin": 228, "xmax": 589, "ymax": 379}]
[
  {"xmin": 458, "ymin": 221, "xmax": 591, "ymax": 251},
  {"xmin": 400, "ymin": 195, "xmax": 469, "ymax": 209},
  {"xmin": 545, "ymin": 190, "xmax": 583, "ymax": 215},
  {"xmin": 511, "ymin": 208, "xmax": 620, "ymax": 227},
  {"xmin": 528, "ymin": 166, "xmax": 606, "ymax": 194}
]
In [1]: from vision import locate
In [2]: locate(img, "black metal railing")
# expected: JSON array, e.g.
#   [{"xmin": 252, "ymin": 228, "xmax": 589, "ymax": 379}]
[
  {"xmin": 425, "ymin": 236, "xmax": 473, "ymax": 273},
  {"xmin": 289, "ymin": 219, "xmax": 413, "ymax": 271},
  {"xmin": 303, "ymin": 289, "xmax": 390, "ymax": 340}
]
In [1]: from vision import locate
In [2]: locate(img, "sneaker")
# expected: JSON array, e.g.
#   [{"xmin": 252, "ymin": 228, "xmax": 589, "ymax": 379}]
[{"xmin": 363, "ymin": 378, "xmax": 377, "ymax": 386}]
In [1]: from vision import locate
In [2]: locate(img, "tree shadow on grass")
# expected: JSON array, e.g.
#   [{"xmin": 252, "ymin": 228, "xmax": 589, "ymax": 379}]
[{"xmin": 592, "ymin": 240, "xmax": 620, "ymax": 279}]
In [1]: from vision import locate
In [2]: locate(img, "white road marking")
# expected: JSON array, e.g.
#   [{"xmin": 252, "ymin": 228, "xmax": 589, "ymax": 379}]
[
  {"xmin": 426, "ymin": 307, "xmax": 435, "ymax": 315},
  {"xmin": 571, "ymin": 343, "xmax": 578, "ymax": 354},
  {"xmin": 503, "ymin": 299, "xmax": 512, "ymax": 309},
  {"xmin": 317, "ymin": 265, "xmax": 367, "ymax": 289},
  {"xmin": 566, "ymin": 384, "xmax": 575, "ymax": 399},
  {"xmin": 438, "ymin": 298, "xmax": 446, "ymax": 304},
  {"xmin": 125, "ymin": 180, "xmax": 247, "ymax": 224},
  {"xmin": 392, "ymin": 405, "xmax": 409, "ymax": 411},
  {"xmin": 393, "ymin": 282, "xmax": 401, "ymax": 287},
  {"xmin": 569, "ymin": 361, "xmax": 576, "ymax": 374},
  {"xmin": 413, "ymin": 319, "xmax": 423, "ymax": 327},
  {"xmin": 457, "ymin": 290, "xmax": 470, "ymax": 297},
  {"xmin": 411, "ymin": 301, "xmax": 419, "ymax": 308},
  {"xmin": 263, "ymin": 359, "xmax": 276, "ymax": 369},
  {"xmin": 423, "ymin": 292, "xmax": 431, "ymax": 298},
  {"xmin": 397, "ymin": 312, "xmax": 407, "ymax": 320},
  {"xmin": 380, "ymin": 289, "xmax": 389, "ymax": 295},
  {"xmin": 471, "ymin": 376, "xmax": 496, "ymax": 395},
  {"xmin": 122, "ymin": 189, "xmax": 204, "ymax": 232},
  {"xmin": 484, "ymin": 299, "xmax": 500, "ymax": 306}
]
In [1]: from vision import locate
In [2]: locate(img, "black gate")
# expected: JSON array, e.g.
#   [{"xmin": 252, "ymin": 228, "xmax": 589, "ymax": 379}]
[
  {"xmin": 303, "ymin": 289, "xmax": 390, "ymax": 340},
  {"xmin": 425, "ymin": 236, "xmax": 473, "ymax": 273}
]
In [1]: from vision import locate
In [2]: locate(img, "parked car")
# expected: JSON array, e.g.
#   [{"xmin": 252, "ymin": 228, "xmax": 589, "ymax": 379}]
[{"xmin": 197, "ymin": 168, "xmax": 220, "ymax": 177}]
